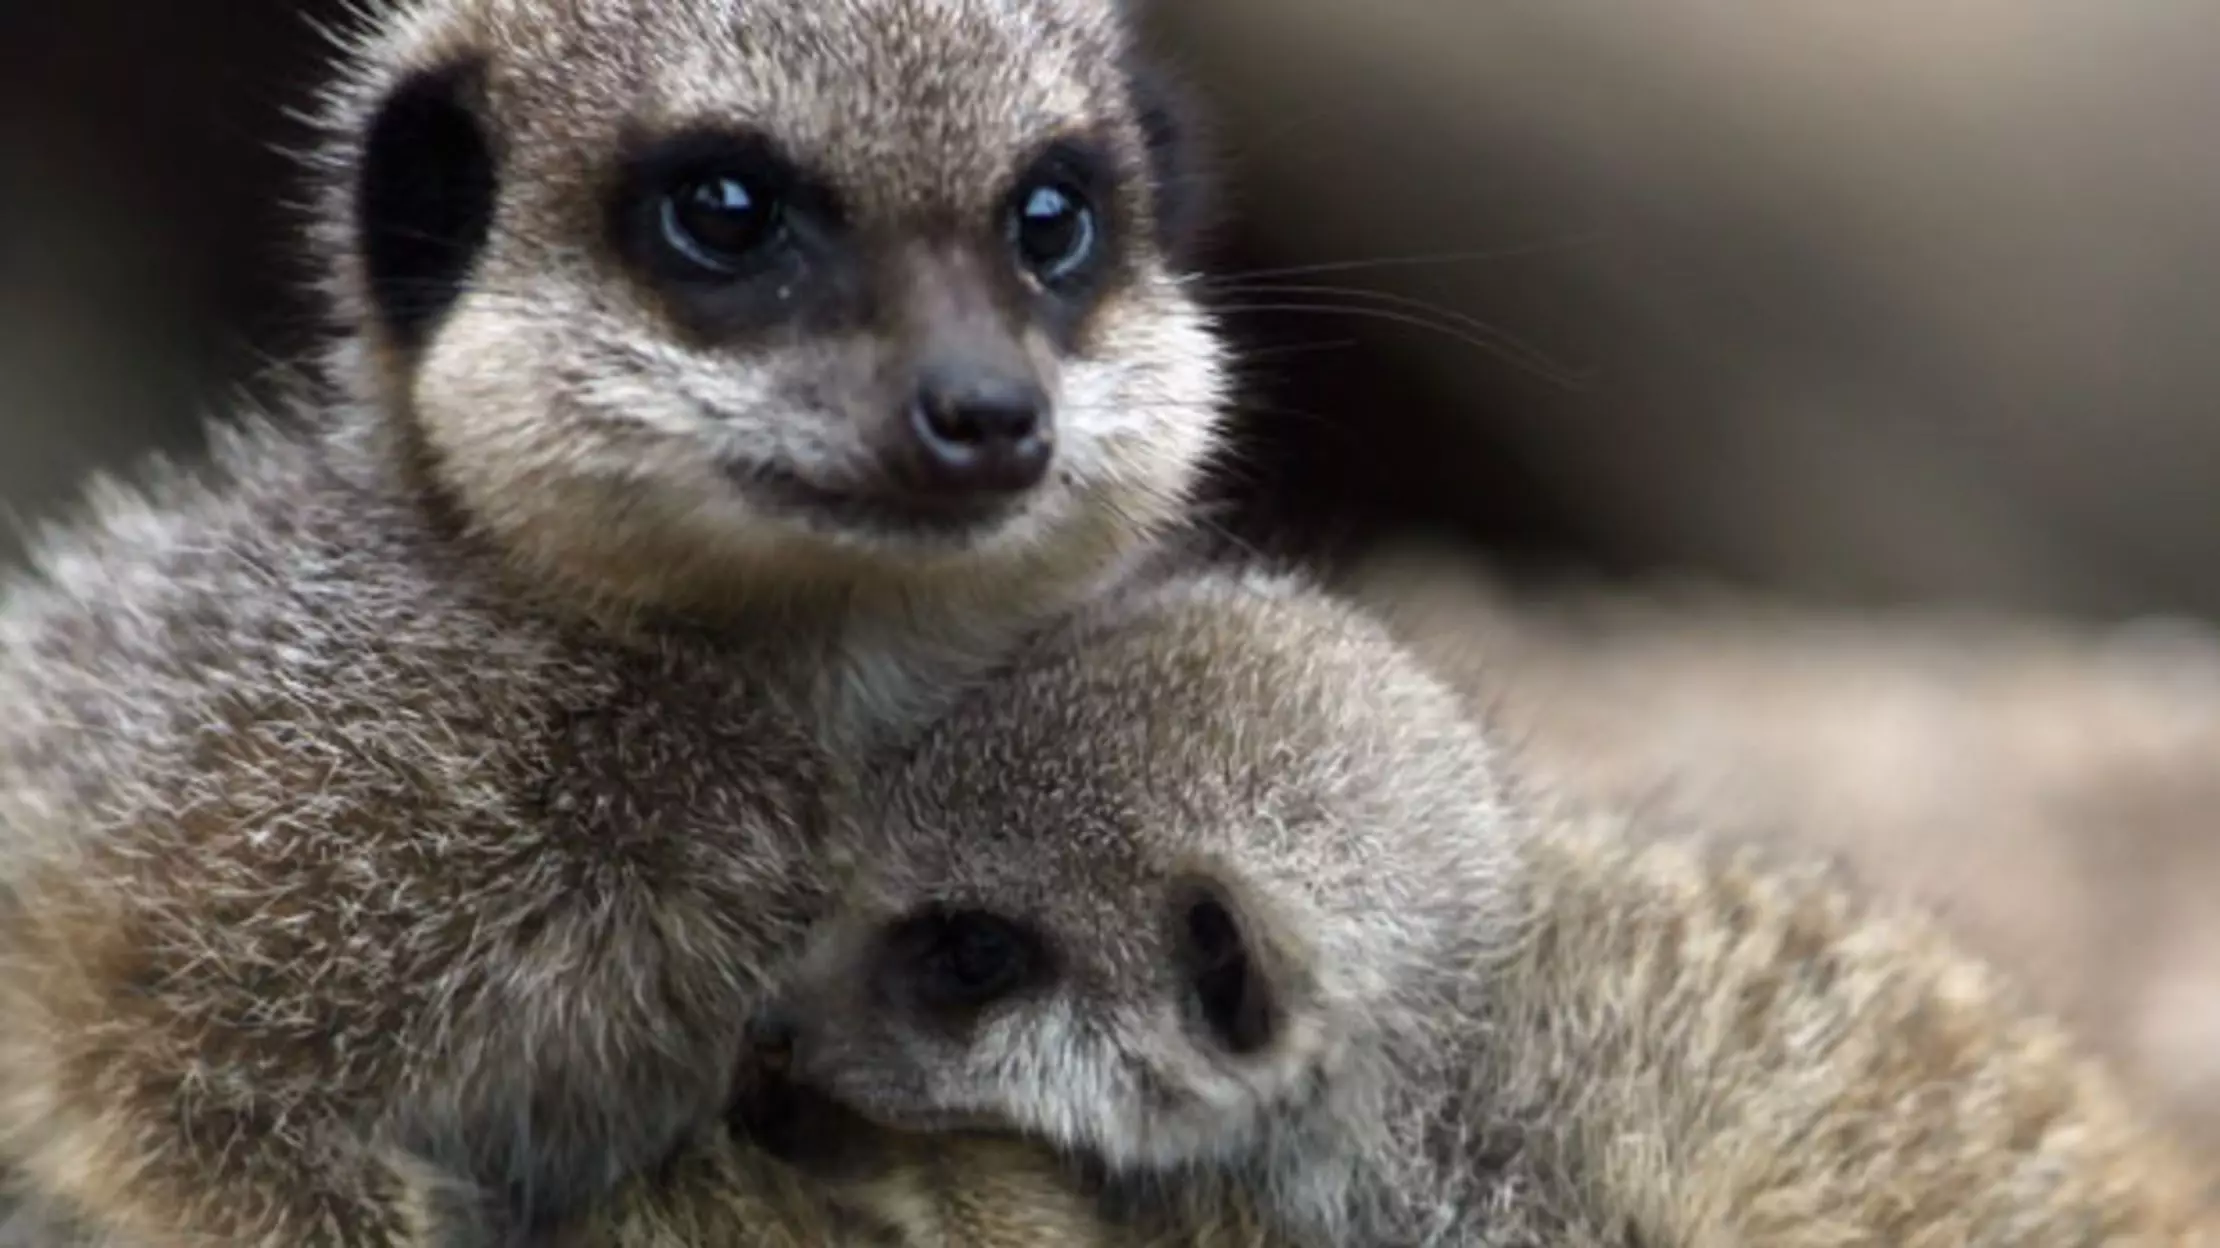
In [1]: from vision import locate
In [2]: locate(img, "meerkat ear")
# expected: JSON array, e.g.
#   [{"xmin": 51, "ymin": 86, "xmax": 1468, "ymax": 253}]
[
  {"xmin": 355, "ymin": 60, "xmax": 498, "ymax": 351},
  {"xmin": 1120, "ymin": 51, "xmax": 1216, "ymax": 268},
  {"xmin": 1171, "ymin": 871, "xmax": 1313, "ymax": 1058}
]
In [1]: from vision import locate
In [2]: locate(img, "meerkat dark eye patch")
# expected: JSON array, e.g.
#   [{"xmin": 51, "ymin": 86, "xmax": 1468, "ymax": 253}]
[
  {"xmin": 877, "ymin": 907, "xmax": 1051, "ymax": 1016},
  {"xmin": 996, "ymin": 138, "xmax": 1129, "ymax": 349},
  {"xmin": 1003, "ymin": 141, "xmax": 1116, "ymax": 293},
  {"xmin": 1175, "ymin": 882, "xmax": 1279, "ymax": 1057},
  {"xmin": 356, "ymin": 61, "xmax": 498, "ymax": 351},
  {"xmin": 608, "ymin": 127, "xmax": 856, "ymax": 341},
  {"xmin": 617, "ymin": 131, "xmax": 807, "ymax": 280}
]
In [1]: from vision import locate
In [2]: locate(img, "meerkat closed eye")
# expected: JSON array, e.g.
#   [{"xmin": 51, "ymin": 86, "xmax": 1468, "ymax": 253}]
[
  {"xmin": 0, "ymin": 0, "xmax": 1228, "ymax": 1241},
  {"xmin": 764, "ymin": 570, "xmax": 2219, "ymax": 1246}
]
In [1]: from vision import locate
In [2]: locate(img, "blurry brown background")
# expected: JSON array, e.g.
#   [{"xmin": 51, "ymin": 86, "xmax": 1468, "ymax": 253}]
[{"xmin": 5, "ymin": 0, "xmax": 2217, "ymax": 1151}]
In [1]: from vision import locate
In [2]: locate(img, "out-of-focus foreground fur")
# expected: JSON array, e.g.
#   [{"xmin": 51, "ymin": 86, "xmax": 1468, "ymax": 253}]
[{"xmin": 559, "ymin": 1126, "xmax": 1273, "ymax": 1248}]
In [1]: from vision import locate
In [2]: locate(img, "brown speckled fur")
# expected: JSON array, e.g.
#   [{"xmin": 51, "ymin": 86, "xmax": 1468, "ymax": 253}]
[
  {"xmin": 2, "ymin": 1122, "xmax": 1283, "ymax": 1248},
  {"xmin": 0, "ymin": 0, "xmax": 1227, "ymax": 1242},
  {"xmin": 769, "ymin": 569, "xmax": 2218, "ymax": 1246},
  {"xmin": 564, "ymin": 1123, "xmax": 1280, "ymax": 1248}
]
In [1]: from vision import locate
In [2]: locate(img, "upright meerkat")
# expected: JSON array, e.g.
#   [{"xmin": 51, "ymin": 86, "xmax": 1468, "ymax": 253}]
[
  {"xmin": 0, "ymin": 0, "xmax": 1225, "ymax": 1240},
  {"xmin": 760, "ymin": 571, "xmax": 2218, "ymax": 1246}
]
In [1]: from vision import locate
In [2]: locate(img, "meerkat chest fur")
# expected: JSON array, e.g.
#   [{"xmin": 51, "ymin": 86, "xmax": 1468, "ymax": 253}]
[
  {"xmin": 0, "ymin": 431, "xmax": 840, "ymax": 1231},
  {"xmin": 0, "ymin": 0, "xmax": 1226, "ymax": 1239}
]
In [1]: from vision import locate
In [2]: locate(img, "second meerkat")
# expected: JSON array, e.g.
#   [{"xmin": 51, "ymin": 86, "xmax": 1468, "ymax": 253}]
[
  {"xmin": 0, "ymin": 0, "xmax": 1225, "ymax": 1241},
  {"xmin": 762, "ymin": 572, "xmax": 2218, "ymax": 1246}
]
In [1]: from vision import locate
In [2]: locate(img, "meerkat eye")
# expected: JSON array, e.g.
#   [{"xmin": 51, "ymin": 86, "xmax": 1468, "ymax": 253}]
[
  {"xmin": 1006, "ymin": 180, "xmax": 1099, "ymax": 286},
  {"xmin": 658, "ymin": 172, "xmax": 785, "ymax": 275},
  {"xmin": 613, "ymin": 129, "xmax": 822, "ymax": 289},
  {"xmin": 883, "ymin": 908, "xmax": 1047, "ymax": 1013}
]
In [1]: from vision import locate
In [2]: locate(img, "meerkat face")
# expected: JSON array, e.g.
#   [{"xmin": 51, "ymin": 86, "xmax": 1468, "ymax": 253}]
[
  {"xmin": 757, "ymin": 860, "xmax": 1335, "ymax": 1176},
  {"xmin": 318, "ymin": 0, "xmax": 1224, "ymax": 612}
]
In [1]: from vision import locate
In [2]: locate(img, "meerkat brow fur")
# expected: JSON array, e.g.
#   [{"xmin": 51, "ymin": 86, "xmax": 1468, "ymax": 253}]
[
  {"xmin": 0, "ymin": 0, "xmax": 1229, "ymax": 1241},
  {"xmin": 764, "ymin": 571, "xmax": 2219, "ymax": 1246}
]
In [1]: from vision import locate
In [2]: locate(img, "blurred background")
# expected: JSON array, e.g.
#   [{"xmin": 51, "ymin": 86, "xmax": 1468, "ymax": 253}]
[{"xmin": 6, "ymin": 0, "xmax": 2218, "ymax": 1151}]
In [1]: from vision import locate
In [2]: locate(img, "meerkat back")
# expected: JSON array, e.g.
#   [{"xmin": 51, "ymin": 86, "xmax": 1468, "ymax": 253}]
[{"xmin": 0, "ymin": 0, "xmax": 1229, "ymax": 1241}]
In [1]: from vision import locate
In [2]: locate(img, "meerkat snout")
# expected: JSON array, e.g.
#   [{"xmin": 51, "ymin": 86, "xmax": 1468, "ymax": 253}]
[
  {"xmin": 901, "ymin": 360, "xmax": 1054, "ymax": 500},
  {"xmin": 875, "ymin": 244, "xmax": 1062, "ymax": 516}
]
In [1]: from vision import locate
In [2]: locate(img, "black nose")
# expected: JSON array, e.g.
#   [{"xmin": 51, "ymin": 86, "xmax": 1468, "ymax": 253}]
[{"xmin": 903, "ymin": 370, "xmax": 1054, "ymax": 497}]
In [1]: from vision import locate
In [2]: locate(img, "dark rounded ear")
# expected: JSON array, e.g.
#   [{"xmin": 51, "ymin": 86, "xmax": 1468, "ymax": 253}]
[
  {"xmin": 1121, "ymin": 52, "xmax": 1217, "ymax": 269},
  {"xmin": 355, "ymin": 60, "xmax": 498, "ymax": 351},
  {"xmin": 1173, "ymin": 875, "xmax": 1287, "ymax": 1057}
]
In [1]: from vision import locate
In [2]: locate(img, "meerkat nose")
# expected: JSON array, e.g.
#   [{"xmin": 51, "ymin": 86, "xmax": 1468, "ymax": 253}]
[{"xmin": 903, "ymin": 366, "xmax": 1056, "ymax": 496}]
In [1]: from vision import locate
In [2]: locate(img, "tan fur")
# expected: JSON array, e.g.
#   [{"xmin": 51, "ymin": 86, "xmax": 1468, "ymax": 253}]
[
  {"xmin": 1, "ymin": 1123, "xmax": 1282, "ymax": 1248},
  {"xmin": 0, "ymin": 0, "xmax": 1225, "ymax": 1241},
  {"xmin": 767, "ymin": 570, "xmax": 2218, "ymax": 1245},
  {"xmin": 565, "ymin": 1123, "xmax": 1280, "ymax": 1248}
]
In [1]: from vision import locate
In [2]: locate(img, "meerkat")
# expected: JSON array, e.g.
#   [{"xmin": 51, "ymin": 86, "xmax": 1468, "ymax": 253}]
[
  {"xmin": 756, "ymin": 570, "xmax": 2218, "ymax": 1246},
  {"xmin": 0, "ymin": 0, "xmax": 1227, "ymax": 1241}
]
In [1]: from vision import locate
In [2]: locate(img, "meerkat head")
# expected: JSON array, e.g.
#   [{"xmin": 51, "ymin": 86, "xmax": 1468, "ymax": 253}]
[
  {"xmin": 309, "ymin": 0, "xmax": 1224, "ymax": 618},
  {"xmin": 754, "ymin": 576, "xmax": 1522, "ymax": 1175},
  {"xmin": 759, "ymin": 852, "xmax": 1330, "ymax": 1173}
]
